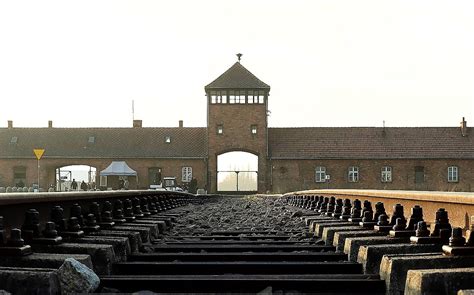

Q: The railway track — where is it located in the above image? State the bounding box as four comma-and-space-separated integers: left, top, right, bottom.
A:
0, 191, 473, 294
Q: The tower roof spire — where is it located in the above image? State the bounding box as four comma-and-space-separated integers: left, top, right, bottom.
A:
236, 53, 243, 63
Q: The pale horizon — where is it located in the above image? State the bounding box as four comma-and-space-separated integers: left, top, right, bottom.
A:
1, 1, 473, 129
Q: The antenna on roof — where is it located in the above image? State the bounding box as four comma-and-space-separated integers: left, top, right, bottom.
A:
236, 53, 243, 63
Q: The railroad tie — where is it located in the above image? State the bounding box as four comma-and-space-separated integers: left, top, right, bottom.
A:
2, 192, 474, 294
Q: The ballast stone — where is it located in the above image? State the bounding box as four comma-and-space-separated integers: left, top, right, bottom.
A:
57, 258, 100, 295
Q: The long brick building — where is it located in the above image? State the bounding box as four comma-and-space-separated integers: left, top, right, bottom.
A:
1, 59, 473, 193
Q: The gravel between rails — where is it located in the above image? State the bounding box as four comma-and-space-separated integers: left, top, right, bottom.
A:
159, 195, 316, 242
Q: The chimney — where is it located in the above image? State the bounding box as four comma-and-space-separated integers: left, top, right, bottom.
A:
179, 120, 183, 128
461, 117, 468, 137
48, 120, 53, 128
133, 120, 142, 128
7, 120, 13, 129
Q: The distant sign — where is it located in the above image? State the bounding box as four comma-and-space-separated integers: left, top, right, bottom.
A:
33, 149, 45, 160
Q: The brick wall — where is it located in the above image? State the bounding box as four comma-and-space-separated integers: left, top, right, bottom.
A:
270, 159, 474, 193
2, 157, 473, 193
0, 158, 207, 191
207, 103, 268, 193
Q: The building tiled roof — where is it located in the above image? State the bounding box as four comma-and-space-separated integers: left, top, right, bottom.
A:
2, 126, 473, 160
205, 62, 270, 90
268, 127, 474, 159
0, 127, 207, 159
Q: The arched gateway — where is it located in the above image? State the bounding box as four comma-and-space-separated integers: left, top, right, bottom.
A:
217, 151, 258, 192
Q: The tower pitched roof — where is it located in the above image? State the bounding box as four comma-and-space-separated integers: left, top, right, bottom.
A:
205, 62, 270, 90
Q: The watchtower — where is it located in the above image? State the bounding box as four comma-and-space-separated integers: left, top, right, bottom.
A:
205, 54, 270, 193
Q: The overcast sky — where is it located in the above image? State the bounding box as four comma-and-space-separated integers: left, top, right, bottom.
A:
0, 0, 473, 128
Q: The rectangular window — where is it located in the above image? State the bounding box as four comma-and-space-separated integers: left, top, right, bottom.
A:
229, 90, 236, 104
247, 90, 254, 104
210, 91, 217, 104
217, 124, 223, 135
99, 175, 107, 187
258, 90, 265, 104
211, 91, 227, 104
239, 91, 246, 104
182, 167, 192, 182
348, 166, 359, 182
381, 166, 392, 183
315, 166, 326, 183
148, 167, 162, 186
251, 125, 257, 135
13, 166, 26, 187
415, 166, 424, 184
220, 91, 227, 103
448, 166, 458, 182
165, 136, 171, 143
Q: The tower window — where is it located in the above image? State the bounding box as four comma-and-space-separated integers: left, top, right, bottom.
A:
217, 125, 223, 135
229, 90, 245, 104
165, 136, 171, 143
239, 91, 246, 104
258, 90, 265, 104
220, 92, 227, 103
251, 125, 257, 134
229, 90, 236, 104
247, 90, 255, 104
210, 91, 227, 104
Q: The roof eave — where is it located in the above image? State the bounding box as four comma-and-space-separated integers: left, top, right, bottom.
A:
204, 85, 270, 91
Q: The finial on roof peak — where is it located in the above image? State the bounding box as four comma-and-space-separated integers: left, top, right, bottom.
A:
236, 53, 243, 63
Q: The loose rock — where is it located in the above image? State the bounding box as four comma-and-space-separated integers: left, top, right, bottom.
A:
57, 258, 100, 295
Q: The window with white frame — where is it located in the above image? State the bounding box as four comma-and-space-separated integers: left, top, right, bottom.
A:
210, 90, 227, 104
381, 166, 392, 183
182, 166, 192, 182
448, 166, 458, 182
238, 90, 246, 104
100, 175, 107, 187
348, 166, 359, 182
315, 166, 326, 183
258, 90, 265, 104
247, 90, 255, 104
229, 90, 237, 104
220, 91, 227, 103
